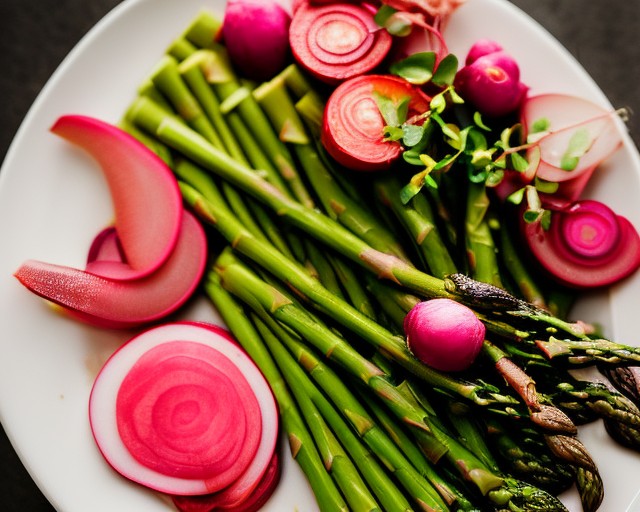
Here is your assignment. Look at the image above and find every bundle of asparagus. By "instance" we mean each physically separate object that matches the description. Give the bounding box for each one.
[119,11,640,511]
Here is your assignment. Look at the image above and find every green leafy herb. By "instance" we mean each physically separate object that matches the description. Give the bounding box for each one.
[560,128,591,171]
[389,52,437,85]
[373,4,397,27]
[373,91,410,127]
[531,117,550,134]
[534,177,559,194]
[431,54,459,87]
[510,151,529,172]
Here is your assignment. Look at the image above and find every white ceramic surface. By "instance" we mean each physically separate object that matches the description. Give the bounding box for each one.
[0,0,639,510]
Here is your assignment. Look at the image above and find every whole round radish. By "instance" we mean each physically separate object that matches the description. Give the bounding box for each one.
[222,0,292,81]
[403,298,485,372]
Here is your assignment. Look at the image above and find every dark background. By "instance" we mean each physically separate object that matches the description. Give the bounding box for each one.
[0,0,639,510]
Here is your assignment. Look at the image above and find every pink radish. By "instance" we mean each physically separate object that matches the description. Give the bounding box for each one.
[403,298,485,372]
[89,322,279,496]
[14,210,207,329]
[222,0,292,81]
[289,2,393,84]
[51,115,183,280]
[322,74,431,171]
[521,94,622,201]
[455,45,528,118]
[521,199,640,289]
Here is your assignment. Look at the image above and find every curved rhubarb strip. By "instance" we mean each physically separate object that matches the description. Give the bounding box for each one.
[289,2,392,84]
[521,94,622,201]
[521,200,640,289]
[51,115,183,280]
[322,74,431,171]
[14,210,207,329]
[89,322,277,496]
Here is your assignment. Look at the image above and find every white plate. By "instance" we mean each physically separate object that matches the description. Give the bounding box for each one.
[0,0,639,511]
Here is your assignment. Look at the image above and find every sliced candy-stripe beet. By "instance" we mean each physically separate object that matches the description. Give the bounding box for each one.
[289,2,392,84]
[89,322,278,496]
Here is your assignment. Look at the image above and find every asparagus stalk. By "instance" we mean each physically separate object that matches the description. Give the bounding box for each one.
[204,273,349,512]
[373,175,458,278]
[249,315,418,512]
[253,316,382,512]
[498,216,548,310]
[600,365,640,405]
[483,417,574,494]
[357,388,478,511]
[464,181,502,287]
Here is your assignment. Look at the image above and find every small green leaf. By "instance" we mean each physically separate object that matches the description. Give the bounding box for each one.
[403,149,425,166]
[523,208,543,223]
[470,149,494,168]
[402,124,425,147]
[534,177,559,194]
[432,54,459,87]
[468,164,488,183]
[560,128,592,171]
[485,169,504,187]
[448,87,465,104]
[430,93,447,114]
[507,187,525,205]
[390,52,436,85]
[510,151,529,172]
[419,153,437,169]
[531,117,550,134]
[373,92,410,127]
[540,209,552,230]
[374,5,397,27]
[424,173,439,189]
[467,128,488,151]
[473,111,491,131]
[383,125,404,141]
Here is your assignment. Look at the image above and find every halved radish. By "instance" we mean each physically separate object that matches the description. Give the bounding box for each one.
[521,199,640,289]
[289,2,392,84]
[322,74,431,171]
[51,115,183,280]
[14,210,207,329]
[89,322,278,496]
[521,94,623,201]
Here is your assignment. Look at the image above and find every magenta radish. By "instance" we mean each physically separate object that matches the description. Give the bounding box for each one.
[51,115,183,280]
[89,322,279,497]
[14,210,207,329]
[520,199,640,289]
[321,74,431,171]
[454,45,527,118]
[222,0,292,81]
[521,94,623,201]
[464,39,504,65]
[403,298,485,372]
[289,2,393,84]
